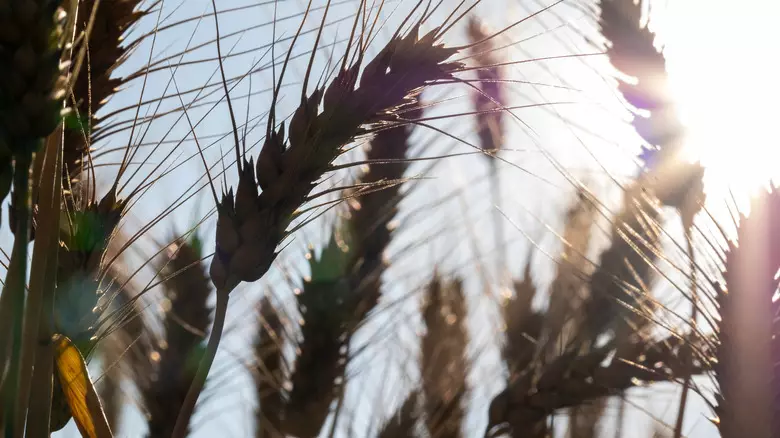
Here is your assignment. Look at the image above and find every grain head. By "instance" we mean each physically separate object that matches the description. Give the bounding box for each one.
[421,275,468,438]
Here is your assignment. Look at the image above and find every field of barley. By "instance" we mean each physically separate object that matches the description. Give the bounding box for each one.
[0,0,779,437]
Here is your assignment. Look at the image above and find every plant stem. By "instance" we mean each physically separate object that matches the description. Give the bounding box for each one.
[23,131,63,436]
[673,226,697,438]
[489,159,507,284]
[2,150,35,438]
[171,288,230,438]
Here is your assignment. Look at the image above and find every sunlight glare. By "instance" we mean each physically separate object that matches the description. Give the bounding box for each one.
[660,0,780,208]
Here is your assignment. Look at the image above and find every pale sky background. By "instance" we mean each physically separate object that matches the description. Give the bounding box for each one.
[35,0,780,436]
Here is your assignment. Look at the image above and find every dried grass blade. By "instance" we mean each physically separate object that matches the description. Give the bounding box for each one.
[53,334,113,438]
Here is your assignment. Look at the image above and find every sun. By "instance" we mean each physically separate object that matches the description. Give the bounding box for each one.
[659,0,780,210]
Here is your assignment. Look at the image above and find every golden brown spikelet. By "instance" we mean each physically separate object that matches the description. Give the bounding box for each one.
[209,26,462,294]
[378,391,419,438]
[142,234,212,438]
[421,275,468,438]
[254,296,287,438]
[715,187,780,438]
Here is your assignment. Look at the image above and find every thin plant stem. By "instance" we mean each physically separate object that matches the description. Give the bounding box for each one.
[171,288,230,438]
[489,158,507,282]
[2,150,35,437]
[673,225,697,438]
[16,131,63,437]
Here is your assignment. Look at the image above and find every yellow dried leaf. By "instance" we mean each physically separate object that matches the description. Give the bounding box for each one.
[53,334,113,438]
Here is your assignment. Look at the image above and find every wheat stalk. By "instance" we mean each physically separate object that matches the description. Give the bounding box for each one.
[714,187,780,438]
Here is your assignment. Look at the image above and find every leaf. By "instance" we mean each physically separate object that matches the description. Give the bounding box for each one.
[53,334,113,438]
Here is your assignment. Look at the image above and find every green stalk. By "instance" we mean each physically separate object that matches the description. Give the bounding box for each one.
[21,132,63,436]
[2,149,36,438]
[171,289,230,438]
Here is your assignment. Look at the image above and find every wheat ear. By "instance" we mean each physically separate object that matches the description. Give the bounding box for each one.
[543,190,596,357]
[502,259,544,379]
[254,296,287,438]
[61,0,144,191]
[486,334,708,437]
[140,234,213,437]
[174,14,462,437]
[576,183,661,349]
[421,275,468,438]
[283,105,422,437]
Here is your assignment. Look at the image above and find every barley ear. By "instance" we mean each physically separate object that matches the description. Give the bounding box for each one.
[714,187,780,438]
[421,275,468,438]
